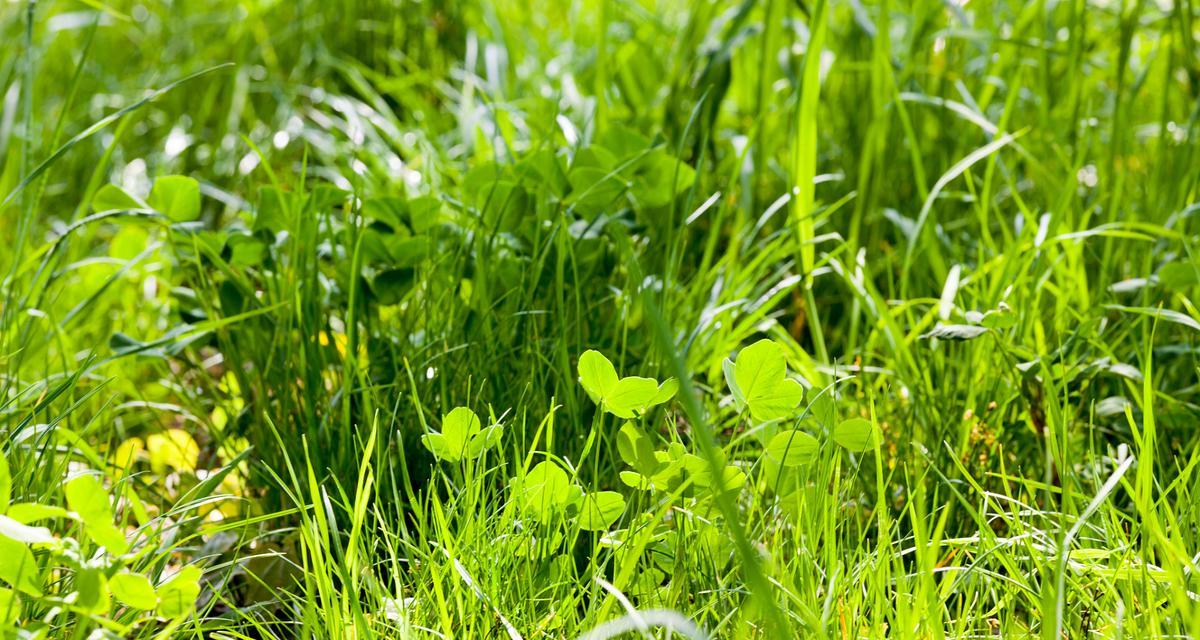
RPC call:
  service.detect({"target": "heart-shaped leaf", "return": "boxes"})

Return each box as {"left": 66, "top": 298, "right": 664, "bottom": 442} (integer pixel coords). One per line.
{"left": 93, "top": 183, "right": 147, "bottom": 212}
{"left": 148, "top": 175, "right": 201, "bottom": 222}
{"left": 74, "top": 568, "right": 110, "bottom": 615}
{"left": 729, "top": 339, "right": 804, "bottom": 422}
{"left": 606, "top": 377, "right": 659, "bottom": 418}
{"left": 0, "top": 587, "right": 17, "bottom": 626}
{"left": 578, "top": 350, "right": 618, "bottom": 403}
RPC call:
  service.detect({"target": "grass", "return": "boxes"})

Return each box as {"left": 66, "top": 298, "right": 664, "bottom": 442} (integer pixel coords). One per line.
{"left": 1, "top": 0, "right": 1199, "bottom": 637}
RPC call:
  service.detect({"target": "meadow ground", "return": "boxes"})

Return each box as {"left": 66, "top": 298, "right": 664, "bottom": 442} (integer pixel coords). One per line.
{"left": 1, "top": 0, "right": 1199, "bottom": 638}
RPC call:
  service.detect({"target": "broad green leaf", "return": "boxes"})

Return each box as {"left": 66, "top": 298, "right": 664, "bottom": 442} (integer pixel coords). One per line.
{"left": 0, "top": 587, "right": 17, "bottom": 626}
{"left": 93, "top": 183, "right": 146, "bottom": 212}
{"left": 606, "top": 377, "right": 659, "bottom": 418}
{"left": 0, "top": 515, "right": 53, "bottom": 544}
{"left": 148, "top": 175, "right": 200, "bottom": 222}
{"left": 466, "top": 424, "right": 503, "bottom": 458}
{"left": 732, "top": 340, "right": 803, "bottom": 422}
{"left": 578, "top": 350, "right": 618, "bottom": 404}
{"left": 748, "top": 378, "right": 804, "bottom": 423}
{"left": 423, "top": 407, "right": 499, "bottom": 461}
{"left": 577, "top": 492, "right": 626, "bottom": 531}
{"left": 619, "top": 470, "right": 651, "bottom": 490}
{"left": 65, "top": 474, "right": 129, "bottom": 554}
{"left": 420, "top": 434, "right": 453, "bottom": 460}
{"left": 372, "top": 268, "right": 416, "bottom": 305}
{"left": 648, "top": 378, "right": 678, "bottom": 407}
{"left": 981, "top": 309, "right": 1017, "bottom": 330}
{"left": 765, "top": 431, "right": 819, "bottom": 467}
{"left": 519, "top": 461, "right": 573, "bottom": 522}
{"left": 441, "top": 407, "right": 481, "bottom": 460}
{"left": 833, "top": 418, "right": 881, "bottom": 452}
{"left": 156, "top": 565, "right": 201, "bottom": 618}
{"left": 616, "top": 422, "right": 659, "bottom": 476}
{"left": 734, "top": 340, "right": 785, "bottom": 403}
{"left": 110, "top": 572, "right": 157, "bottom": 610}
{"left": 0, "top": 536, "right": 40, "bottom": 595}
{"left": 110, "top": 225, "right": 150, "bottom": 261}
{"left": 74, "top": 568, "right": 109, "bottom": 615}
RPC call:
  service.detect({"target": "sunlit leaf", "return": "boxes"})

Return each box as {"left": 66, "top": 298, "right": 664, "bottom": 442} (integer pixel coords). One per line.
{"left": 765, "top": 431, "right": 819, "bottom": 468}
{"left": 0, "top": 536, "right": 41, "bottom": 595}
{"left": 606, "top": 377, "right": 659, "bottom": 418}
{"left": 148, "top": 175, "right": 200, "bottom": 221}
{"left": 577, "top": 491, "right": 626, "bottom": 531}
{"left": 616, "top": 422, "right": 659, "bottom": 476}
{"left": 74, "top": 568, "right": 109, "bottom": 614}
{"left": 93, "top": 183, "right": 146, "bottom": 212}
{"left": 65, "top": 474, "right": 129, "bottom": 554}
{"left": 518, "top": 461, "right": 573, "bottom": 523}
{"left": 833, "top": 418, "right": 881, "bottom": 452}
{"left": 0, "top": 587, "right": 18, "bottom": 626}
{"left": 732, "top": 340, "right": 803, "bottom": 422}
{"left": 578, "top": 350, "right": 618, "bottom": 404}
{"left": 156, "top": 565, "right": 201, "bottom": 618}
{"left": 110, "top": 572, "right": 157, "bottom": 610}
{"left": 146, "top": 429, "right": 199, "bottom": 474}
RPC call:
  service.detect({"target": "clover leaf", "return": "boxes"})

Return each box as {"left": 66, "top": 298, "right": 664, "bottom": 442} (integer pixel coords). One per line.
{"left": 516, "top": 461, "right": 578, "bottom": 523}
{"left": 577, "top": 491, "right": 626, "bottom": 531}
{"left": 765, "top": 430, "right": 819, "bottom": 467}
{"left": 725, "top": 339, "right": 804, "bottom": 422}
{"left": 833, "top": 418, "right": 881, "bottom": 452}
{"left": 578, "top": 350, "right": 676, "bottom": 418}
{"left": 64, "top": 474, "right": 128, "bottom": 555}
{"left": 421, "top": 407, "right": 502, "bottom": 462}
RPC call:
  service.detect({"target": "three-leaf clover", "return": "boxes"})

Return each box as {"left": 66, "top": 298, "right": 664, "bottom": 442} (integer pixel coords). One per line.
{"left": 515, "top": 461, "right": 580, "bottom": 523}
{"left": 578, "top": 350, "right": 676, "bottom": 418}
{"left": 725, "top": 339, "right": 804, "bottom": 422}
{"left": 421, "top": 407, "right": 503, "bottom": 462}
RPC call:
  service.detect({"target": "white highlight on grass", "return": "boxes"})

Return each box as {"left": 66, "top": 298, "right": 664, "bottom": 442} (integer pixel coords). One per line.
{"left": 576, "top": 608, "right": 708, "bottom": 640}
{"left": 685, "top": 191, "right": 721, "bottom": 225}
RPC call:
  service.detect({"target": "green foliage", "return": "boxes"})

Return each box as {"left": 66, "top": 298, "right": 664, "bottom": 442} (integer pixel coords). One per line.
{"left": 578, "top": 350, "right": 677, "bottom": 418}
{"left": 3, "top": 0, "right": 1200, "bottom": 637}
{"left": 726, "top": 339, "right": 804, "bottom": 422}
{"left": 421, "top": 407, "right": 503, "bottom": 462}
